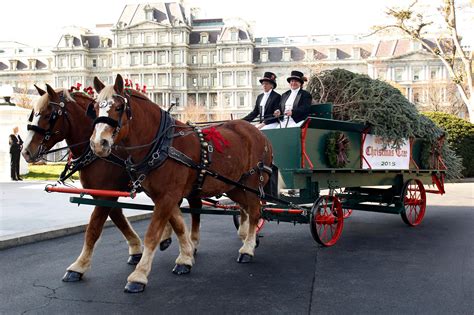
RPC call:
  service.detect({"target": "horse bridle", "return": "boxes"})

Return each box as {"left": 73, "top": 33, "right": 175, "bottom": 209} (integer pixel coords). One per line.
{"left": 91, "top": 93, "right": 132, "bottom": 139}
{"left": 27, "top": 94, "right": 72, "bottom": 159}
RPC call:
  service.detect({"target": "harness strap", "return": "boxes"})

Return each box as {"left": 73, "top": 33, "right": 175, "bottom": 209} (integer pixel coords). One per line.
{"left": 125, "top": 109, "right": 175, "bottom": 186}
{"left": 93, "top": 116, "right": 119, "bottom": 128}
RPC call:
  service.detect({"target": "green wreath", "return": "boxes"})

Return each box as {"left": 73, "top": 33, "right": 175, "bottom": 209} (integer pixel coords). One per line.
{"left": 325, "top": 132, "right": 350, "bottom": 168}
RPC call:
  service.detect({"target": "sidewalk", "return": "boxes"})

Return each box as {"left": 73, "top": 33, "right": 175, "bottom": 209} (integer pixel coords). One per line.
{"left": 0, "top": 180, "right": 154, "bottom": 249}
{"left": 1, "top": 180, "right": 473, "bottom": 250}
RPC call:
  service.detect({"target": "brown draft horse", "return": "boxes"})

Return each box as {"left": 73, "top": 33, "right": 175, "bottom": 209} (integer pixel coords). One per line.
{"left": 21, "top": 85, "right": 179, "bottom": 282}
{"left": 90, "top": 74, "right": 273, "bottom": 293}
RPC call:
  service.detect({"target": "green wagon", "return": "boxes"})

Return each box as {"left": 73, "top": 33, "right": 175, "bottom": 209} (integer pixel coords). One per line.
{"left": 57, "top": 104, "right": 446, "bottom": 247}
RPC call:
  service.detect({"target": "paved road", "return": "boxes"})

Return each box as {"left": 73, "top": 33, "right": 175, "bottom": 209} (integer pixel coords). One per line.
{"left": 0, "top": 183, "right": 473, "bottom": 314}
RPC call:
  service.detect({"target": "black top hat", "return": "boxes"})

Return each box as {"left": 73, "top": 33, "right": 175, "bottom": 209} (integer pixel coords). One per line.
{"left": 286, "top": 70, "right": 307, "bottom": 84}
{"left": 259, "top": 72, "right": 277, "bottom": 88}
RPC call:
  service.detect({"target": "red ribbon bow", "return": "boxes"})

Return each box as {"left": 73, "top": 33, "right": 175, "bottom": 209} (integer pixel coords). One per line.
{"left": 202, "top": 127, "right": 230, "bottom": 153}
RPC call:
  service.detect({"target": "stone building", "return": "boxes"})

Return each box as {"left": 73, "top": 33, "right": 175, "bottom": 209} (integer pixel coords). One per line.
{"left": 0, "top": 2, "right": 465, "bottom": 120}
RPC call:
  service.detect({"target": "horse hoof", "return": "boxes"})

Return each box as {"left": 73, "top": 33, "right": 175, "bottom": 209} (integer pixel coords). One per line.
{"left": 255, "top": 236, "right": 260, "bottom": 248}
{"left": 172, "top": 264, "right": 192, "bottom": 275}
{"left": 194, "top": 248, "right": 198, "bottom": 256}
{"left": 62, "top": 270, "right": 83, "bottom": 282}
{"left": 124, "top": 282, "right": 146, "bottom": 293}
{"left": 127, "top": 253, "right": 142, "bottom": 265}
{"left": 160, "top": 238, "right": 172, "bottom": 251}
{"left": 237, "top": 253, "right": 253, "bottom": 263}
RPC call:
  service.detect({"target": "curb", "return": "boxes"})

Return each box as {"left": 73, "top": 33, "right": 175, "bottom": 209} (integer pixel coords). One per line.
{"left": 0, "top": 212, "right": 153, "bottom": 250}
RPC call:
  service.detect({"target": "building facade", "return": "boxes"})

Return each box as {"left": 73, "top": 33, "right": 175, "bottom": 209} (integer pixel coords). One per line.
{"left": 0, "top": 2, "right": 465, "bottom": 120}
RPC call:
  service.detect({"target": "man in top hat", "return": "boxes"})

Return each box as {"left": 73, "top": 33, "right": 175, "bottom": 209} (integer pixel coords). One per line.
{"left": 273, "top": 70, "right": 312, "bottom": 128}
{"left": 242, "top": 72, "right": 281, "bottom": 129}
{"left": 9, "top": 126, "right": 23, "bottom": 181}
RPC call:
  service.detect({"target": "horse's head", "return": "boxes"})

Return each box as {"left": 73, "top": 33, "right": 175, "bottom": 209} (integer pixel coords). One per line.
{"left": 90, "top": 74, "right": 132, "bottom": 157}
{"left": 22, "top": 84, "right": 74, "bottom": 162}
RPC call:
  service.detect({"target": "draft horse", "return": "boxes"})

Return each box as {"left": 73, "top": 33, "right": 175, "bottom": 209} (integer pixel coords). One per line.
{"left": 89, "top": 74, "right": 273, "bottom": 293}
{"left": 21, "top": 85, "right": 180, "bottom": 282}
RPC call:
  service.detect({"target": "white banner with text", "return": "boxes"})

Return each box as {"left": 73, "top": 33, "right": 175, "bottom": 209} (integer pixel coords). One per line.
{"left": 362, "top": 135, "right": 410, "bottom": 169}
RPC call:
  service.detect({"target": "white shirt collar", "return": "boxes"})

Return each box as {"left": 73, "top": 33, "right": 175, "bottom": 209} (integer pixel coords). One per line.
{"left": 290, "top": 87, "right": 300, "bottom": 94}
{"left": 263, "top": 89, "right": 272, "bottom": 96}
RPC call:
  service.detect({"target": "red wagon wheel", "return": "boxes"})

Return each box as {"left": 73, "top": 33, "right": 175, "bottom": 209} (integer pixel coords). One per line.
{"left": 400, "top": 179, "right": 426, "bottom": 226}
{"left": 310, "top": 195, "right": 344, "bottom": 246}
{"left": 342, "top": 208, "right": 353, "bottom": 219}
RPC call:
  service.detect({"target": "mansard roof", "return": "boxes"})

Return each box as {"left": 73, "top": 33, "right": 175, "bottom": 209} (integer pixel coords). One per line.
{"left": 374, "top": 38, "right": 454, "bottom": 58}
{"left": 189, "top": 31, "right": 220, "bottom": 44}
{"left": 117, "top": 2, "right": 188, "bottom": 28}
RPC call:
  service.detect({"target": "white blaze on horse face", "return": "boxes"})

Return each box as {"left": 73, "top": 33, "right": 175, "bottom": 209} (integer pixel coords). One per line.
{"left": 23, "top": 113, "right": 41, "bottom": 152}
{"left": 92, "top": 99, "right": 114, "bottom": 145}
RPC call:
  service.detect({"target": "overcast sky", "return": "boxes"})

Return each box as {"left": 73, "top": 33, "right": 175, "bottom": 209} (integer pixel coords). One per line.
{"left": 0, "top": 0, "right": 472, "bottom": 47}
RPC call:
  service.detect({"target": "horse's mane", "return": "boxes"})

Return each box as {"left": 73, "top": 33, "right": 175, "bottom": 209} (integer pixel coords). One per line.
{"left": 127, "top": 89, "right": 150, "bottom": 101}
{"left": 97, "top": 86, "right": 151, "bottom": 103}
{"left": 34, "top": 88, "right": 76, "bottom": 112}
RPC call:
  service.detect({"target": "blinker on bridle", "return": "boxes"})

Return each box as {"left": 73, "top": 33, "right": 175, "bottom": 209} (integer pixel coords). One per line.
{"left": 27, "top": 98, "right": 66, "bottom": 142}
{"left": 92, "top": 93, "right": 132, "bottom": 138}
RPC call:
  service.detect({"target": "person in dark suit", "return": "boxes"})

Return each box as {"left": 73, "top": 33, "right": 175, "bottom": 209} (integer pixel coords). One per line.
{"left": 9, "top": 126, "right": 23, "bottom": 181}
{"left": 242, "top": 72, "right": 281, "bottom": 129}
{"left": 274, "top": 70, "right": 312, "bottom": 127}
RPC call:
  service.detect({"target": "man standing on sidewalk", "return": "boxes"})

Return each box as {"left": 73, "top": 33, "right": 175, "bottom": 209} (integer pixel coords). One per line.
{"left": 9, "top": 126, "right": 23, "bottom": 181}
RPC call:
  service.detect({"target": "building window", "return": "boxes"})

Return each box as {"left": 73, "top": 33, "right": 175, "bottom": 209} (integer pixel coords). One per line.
{"left": 92, "top": 59, "right": 97, "bottom": 68}
{"left": 158, "top": 52, "right": 166, "bottom": 64}
{"left": 237, "top": 71, "right": 247, "bottom": 86}
{"left": 172, "top": 94, "right": 181, "bottom": 107}
{"left": 238, "top": 93, "right": 246, "bottom": 108}
{"left": 145, "top": 33, "right": 154, "bottom": 44}
{"left": 191, "top": 55, "right": 197, "bottom": 64}
{"left": 157, "top": 74, "right": 167, "bottom": 86}
{"left": 237, "top": 49, "right": 246, "bottom": 62}
{"left": 394, "top": 68, "right": 405, "bottom": 82}
{"left": 201, "top": 55, "right": 208, "bottom": 64}
{"left": 328, "top": 48, "right": 338, "bottom": 60}
{"left": 59, "top": 57, "right": 67, "bottom": 68}
{"left": 282, "top": 49, "right": 291, "bottom": 62}
{"left": 131, "top": 53, "right": 140, "bottom": 66}
{"left": 377, "top": 69, "right": 386, "bottom": 80}
{"left": 159, "top": 33, "right": 167, "bottom": 43}
{"left": 144, "top": 74, "right": 153, "bottom": 87}
{"left": 144, "top": 52, "right": 153, "bottom": 65}
{"left": 413, "top": 92, "right": 420, "bottom": 103}
{"left": 101, "top": 58, "right": 107, "bottom": 67}
{"left": 200, "top": 33, "right": 208, "bottom": 44}
{"left": 72, "top": 56, "right": 80, "bottom": 68}
{"left": 223, "top": 49, "right": 232, "bottom": 63}
{"left": 202, "top": 76, "right": 209, "bottom": 86}
{"left": 260, "top": 50, "right": 268, "bottom": 62}
{"left": 430, "top": 67, "right": 440, "bottom": 80}
{"left": 412, "top": 67, "right": 422, "bottom": 81}
{"left": 231, "top": 31, "right": 238, "bottom": 41}
{"left": 130, "top": 75, "right": 139, "bottom": 84}
{"left": 119, "top": 36, "right": 126, "bottom": 45}
{"left": 190, "top": 76, "right": 198, "bottom": 88}
{"left": 212, "top": 53, "right": 217, "bottom": 64}
{"left": 173, "top": 33, "right": 181, "bottom": 43}
{"left": 132, "top": 34, "right": 140, "bottom": 45}
{"left": 223, "top": 72, "right": 232, "bottom": 87}
{"left": 118, "top": 54, "right": 126, "bottom": 66}
{"left": 223, "top": 93, "right": 232, "bottom": 108}
{"left": 173, "top": 53, "right": 181, "bottom": 64}
{"left": 173, "top": 74, "right": 181, "bottom": 87}
{"left": 211, "top": 74, "right": 217, "bottom": 86}
{"left": 58, "top": 77, "right": 67, "bottom": 88}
